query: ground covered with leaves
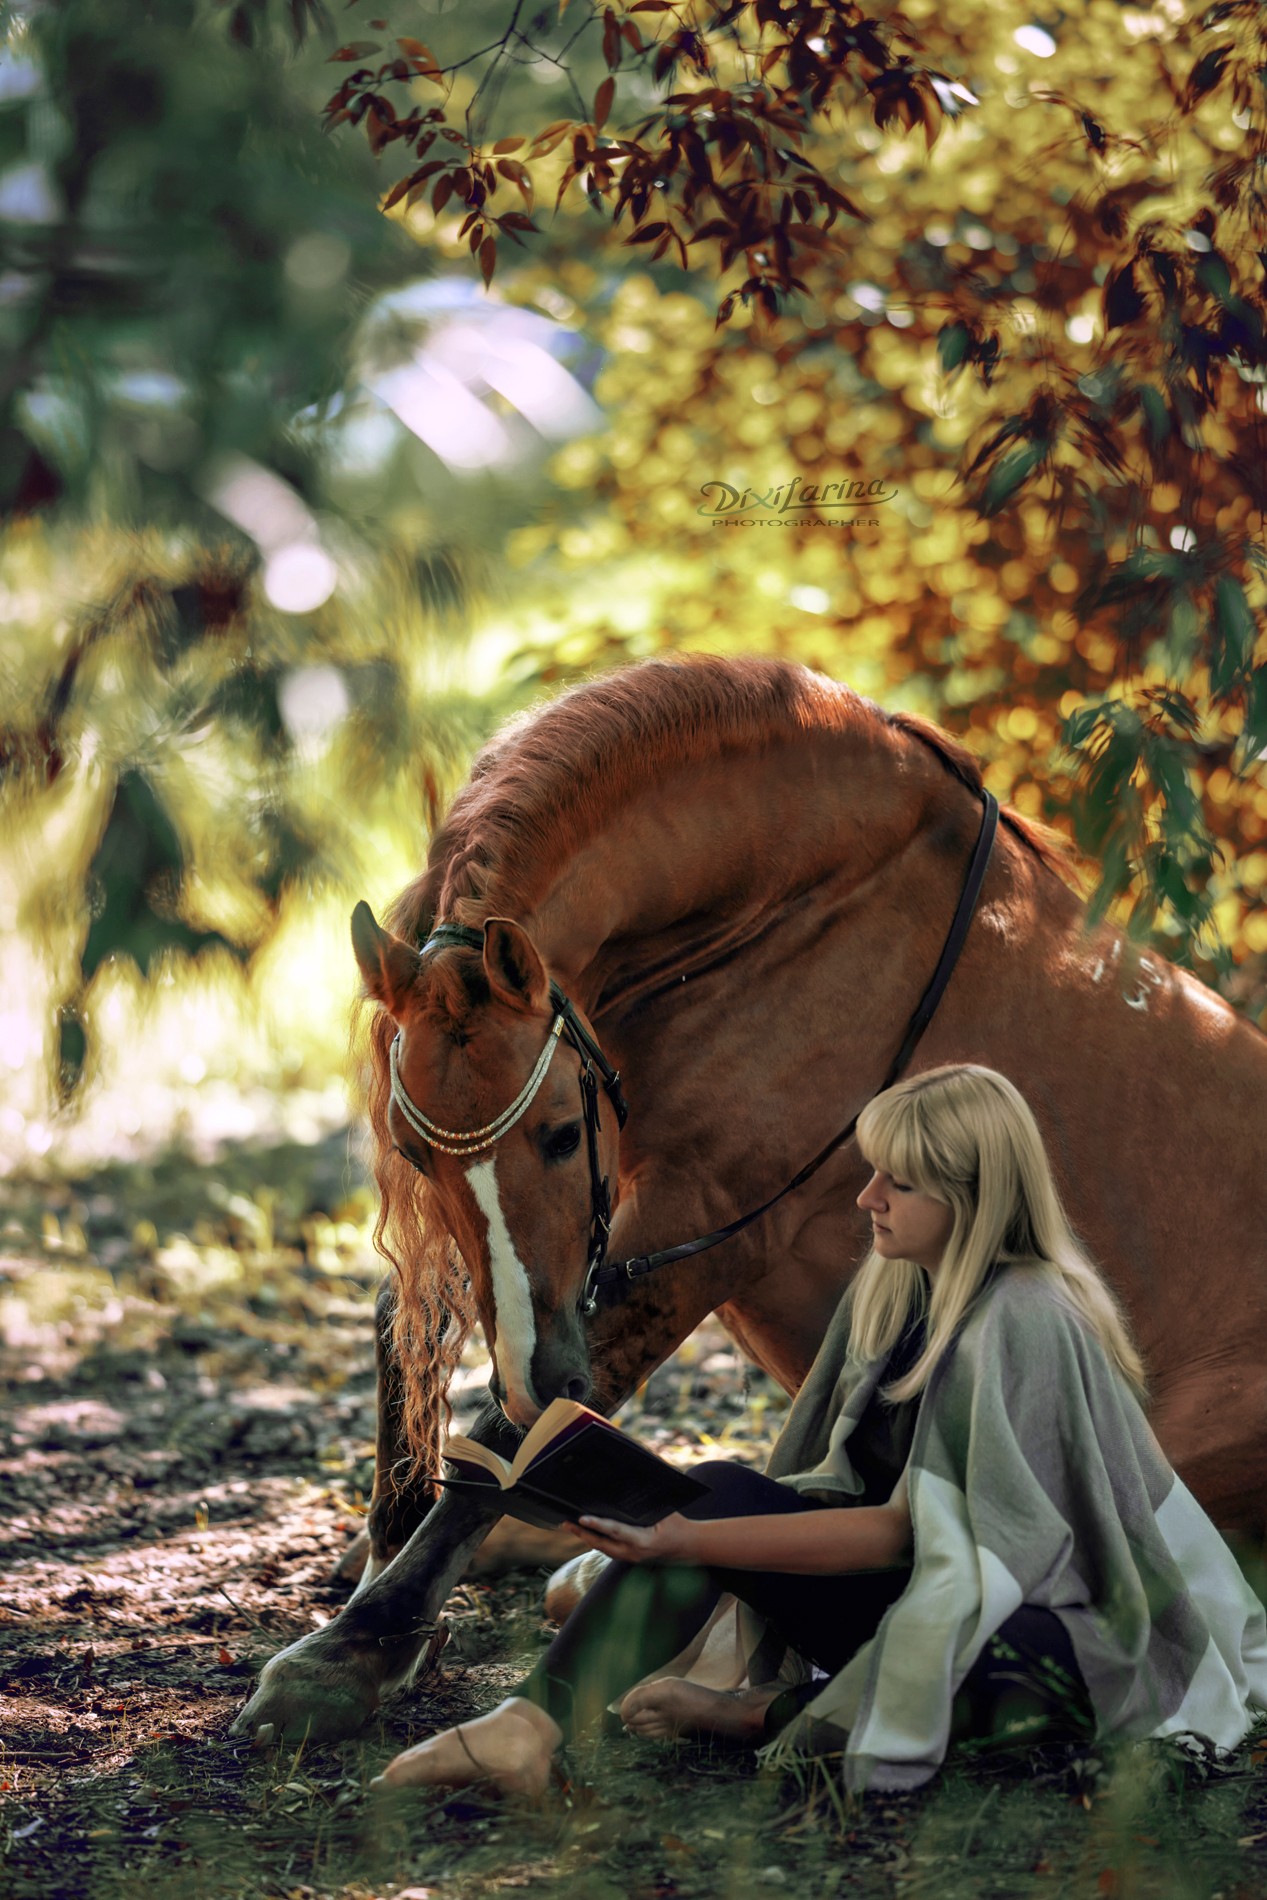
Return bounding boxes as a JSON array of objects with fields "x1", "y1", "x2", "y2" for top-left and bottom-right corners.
[{"x1": 3, "y1": 1131, "x2": 1267, "y2": 1900}]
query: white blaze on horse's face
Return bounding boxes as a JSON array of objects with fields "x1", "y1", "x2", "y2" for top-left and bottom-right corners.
[{"x1": 464, "y1": 1157, "x2": 540, "y2": 1426}]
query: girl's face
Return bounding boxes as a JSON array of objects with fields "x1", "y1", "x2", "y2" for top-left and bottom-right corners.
[{"x1": 857, "y1": 1162, "x2": 954, "y2": 1271}]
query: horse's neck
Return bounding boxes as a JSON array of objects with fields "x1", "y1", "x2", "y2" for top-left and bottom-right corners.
[
  {"x1": 513, "y1": 731, "x2": 1267, "y2": 1244},
  {"x1": 524, "y1": 726, "x2": 948, "y2": 1002},
  {"x1": 513, "y1": 730, "x2": 991, "y2": 1184}
]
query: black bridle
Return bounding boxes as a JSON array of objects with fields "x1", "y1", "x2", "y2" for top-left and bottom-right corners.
[{"x1": 404, "y1": 790, "x2": 999, "y2": 1321}]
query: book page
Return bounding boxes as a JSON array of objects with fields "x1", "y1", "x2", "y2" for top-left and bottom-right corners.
[{"x1": 442, "y1": 1435, "x2": 512, "y2": 1485}]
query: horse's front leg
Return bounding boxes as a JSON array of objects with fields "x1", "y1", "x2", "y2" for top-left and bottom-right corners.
[
  {"x1": 231, "y1": 1253, "x2": 734, "y2": 1742},
  {"x1": 231, "y1": 1398, "x2": 518, "y2": 1743},
  {"x1": 336, "y1": 1278, "x2": 439, "y2": 1599}
]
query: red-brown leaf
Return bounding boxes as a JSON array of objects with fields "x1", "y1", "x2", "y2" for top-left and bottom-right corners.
[
  {"x1": 595, "y1": 76, "x2": 616, "y2": 130},
  {"x1": 479, "y1": 236, "x2": 497, "y2": 288},
  {"x1": 384, "y1": 169, "x2": 420, "y2": 210},
  {"x1": 366, "y1": 104, "x2": 392, "y2": 156}
]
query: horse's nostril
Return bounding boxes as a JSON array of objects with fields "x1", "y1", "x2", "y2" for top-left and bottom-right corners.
[{"x1": 564, "y1": 1375, "x2": 590, "y2": 1405}]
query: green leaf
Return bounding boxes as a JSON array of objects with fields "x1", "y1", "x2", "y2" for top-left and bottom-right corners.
[
  {"x1": 1138, "y1": 385, "x2": 1170, "y2": 448},
  {"x1": 1143, "y1": 685, "x2": 1201, "y2": 734},
  {"x1": 1062, "y1": 704, "x2": 1105, "y2": 749},
  {"x1": 1195, "y1": 253, "x2": 1234, "y2": 304},
  {"x1": 937, "y1": 321, "x2": 971, "y2": 372},
  {"x1": 1211, "y1": 574, "x2": 1258, "y2": 694},
  {"x1": 1163, "y1": 588, "x2": 1204, "y2": 674},
  {"x1": 979, "y1": 439, "x2": 1046, "y2": 515},
  {"x1": 1080, "y1": 728, "x2": 1142, "y2": 855},
  {"x1": 1082, "y1": 546, "x2": 1180, "y2": 613},
  {"x1": 1149, "y1": 742, "x2": 1198, "y2": 828}
]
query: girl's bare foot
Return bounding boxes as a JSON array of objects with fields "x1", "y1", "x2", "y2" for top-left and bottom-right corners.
[
  {"x1": 372, "y1": 1696, "x2": 562, "y2": 1797},
  {"x1": 619, "y1": 1679, "x2": 783, "y2": 1744}
]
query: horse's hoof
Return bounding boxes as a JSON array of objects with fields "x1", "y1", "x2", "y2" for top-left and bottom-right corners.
[{"x1": 229, "y1": 1635, "x2": 382, "y2": 1743}]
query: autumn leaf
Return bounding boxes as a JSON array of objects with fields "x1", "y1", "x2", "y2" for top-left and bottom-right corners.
[{"x1": 1184, "y1": 44, "x2": 1232, "y2": 107}]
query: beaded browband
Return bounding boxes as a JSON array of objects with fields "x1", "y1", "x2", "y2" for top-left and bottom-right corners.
[{"x1": 389, "y1": 1013, "x2": 565, "y2": 1156}]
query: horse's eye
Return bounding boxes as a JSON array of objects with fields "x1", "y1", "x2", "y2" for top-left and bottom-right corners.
[
  {"x1": 543, "y1": 1122, "x2": 581, "y2": 1163},
  {"x1": 394, "y1": 1142, "x2": 430, "y2": 1175}
]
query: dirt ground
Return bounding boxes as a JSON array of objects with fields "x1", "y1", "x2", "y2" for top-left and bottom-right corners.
[{"x1": 3, "y1": 1131, "x2": 1267, "y2": 1900}]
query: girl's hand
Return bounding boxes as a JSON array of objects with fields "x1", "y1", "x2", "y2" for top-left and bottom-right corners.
[{"x1": 565, "y1": 1512, "x2": 697, "y2": 1565}]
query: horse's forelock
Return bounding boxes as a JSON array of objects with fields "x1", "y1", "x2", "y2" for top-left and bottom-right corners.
[{"x1": 413, "y1": 954, "x2": 490, "y2": 1040}]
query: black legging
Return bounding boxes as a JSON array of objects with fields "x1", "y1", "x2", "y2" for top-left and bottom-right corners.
[{"x1": 517, "y1": 1461, "x2": 1093, "y2": 1750}]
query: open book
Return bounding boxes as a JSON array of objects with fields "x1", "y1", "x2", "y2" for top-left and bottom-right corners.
[{"x1": 439, "y1": 1397, "x2": 710, "y2": 1531}]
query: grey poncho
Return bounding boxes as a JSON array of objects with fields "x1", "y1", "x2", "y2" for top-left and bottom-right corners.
[{"x1": 749, "y1": 1268, "x2": 1267, "y2": 1791}]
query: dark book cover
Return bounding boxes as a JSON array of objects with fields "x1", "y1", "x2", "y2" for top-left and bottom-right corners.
[{"x1": 439, "y1": 1416, "x2": 709, "y2": 1530}]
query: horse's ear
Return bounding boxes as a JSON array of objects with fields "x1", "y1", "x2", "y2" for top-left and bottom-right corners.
[
  {"x1": 351, "y1": 900, "x2": 422, "y2": 1018},
  {"x1": 482, "y1": 918, "x2": 549, "y2": 1014}
]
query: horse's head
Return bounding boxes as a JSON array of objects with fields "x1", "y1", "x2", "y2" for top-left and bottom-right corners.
[{"x1": 352, "y1": 902, "x2": 620, "y2": 1429}]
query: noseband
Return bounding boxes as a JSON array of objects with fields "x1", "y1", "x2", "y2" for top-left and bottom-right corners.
[
  {"x1": 388, "y1": 930, "x2": 629, "y2": 1300},
  {"x1": 388, "y1": 790, "x2": 999, "y2": 1321}
]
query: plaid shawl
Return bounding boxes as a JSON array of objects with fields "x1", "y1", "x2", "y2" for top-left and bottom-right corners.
[{"x1": 751, "y1": 1269, "x2": 1267, "y2": 1791}]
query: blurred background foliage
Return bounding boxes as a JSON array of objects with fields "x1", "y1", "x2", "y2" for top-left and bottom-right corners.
[{"x1": 3, "y1": 0, "x2": 1267, "y2": 1169}]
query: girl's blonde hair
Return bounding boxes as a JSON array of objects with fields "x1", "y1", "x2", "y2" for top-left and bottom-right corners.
[{"x1": 850, "y1": 1064, "x2": 1145, "y2": 1401}]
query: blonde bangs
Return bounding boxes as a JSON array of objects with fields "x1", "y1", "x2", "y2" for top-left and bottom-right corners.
[{"x1": 856, "y1": 1091, "x2": 944, "y2": 1202}]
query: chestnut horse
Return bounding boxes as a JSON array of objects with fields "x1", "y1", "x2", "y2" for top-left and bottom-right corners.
[{"x1": 234, "y1": 654, "x2": 1267, "y2": 1743}]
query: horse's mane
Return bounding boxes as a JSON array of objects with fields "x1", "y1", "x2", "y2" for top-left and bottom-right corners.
[
  {"x1": 362, "y1": 655, "x2": 1074, "y2": 1475},
  {"x1": 886, "y1": 705, "x2": 1071, "y2": 877},
  {"x1": 387, "y1": 654, "x2": 1070, "y2": 948}
]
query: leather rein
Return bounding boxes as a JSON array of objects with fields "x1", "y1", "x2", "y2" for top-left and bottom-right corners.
[{"x1": 390, "y1": 790, "x2": 999, "y2": 1321}]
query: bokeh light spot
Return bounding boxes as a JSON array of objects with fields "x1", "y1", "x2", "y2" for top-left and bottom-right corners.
[
  {"x1": 263, "y1": 545, "x2": 339, "y2": 615},
  {"x1": 1014, "y1": 24, "x2": 1057, "y2": 56}
]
